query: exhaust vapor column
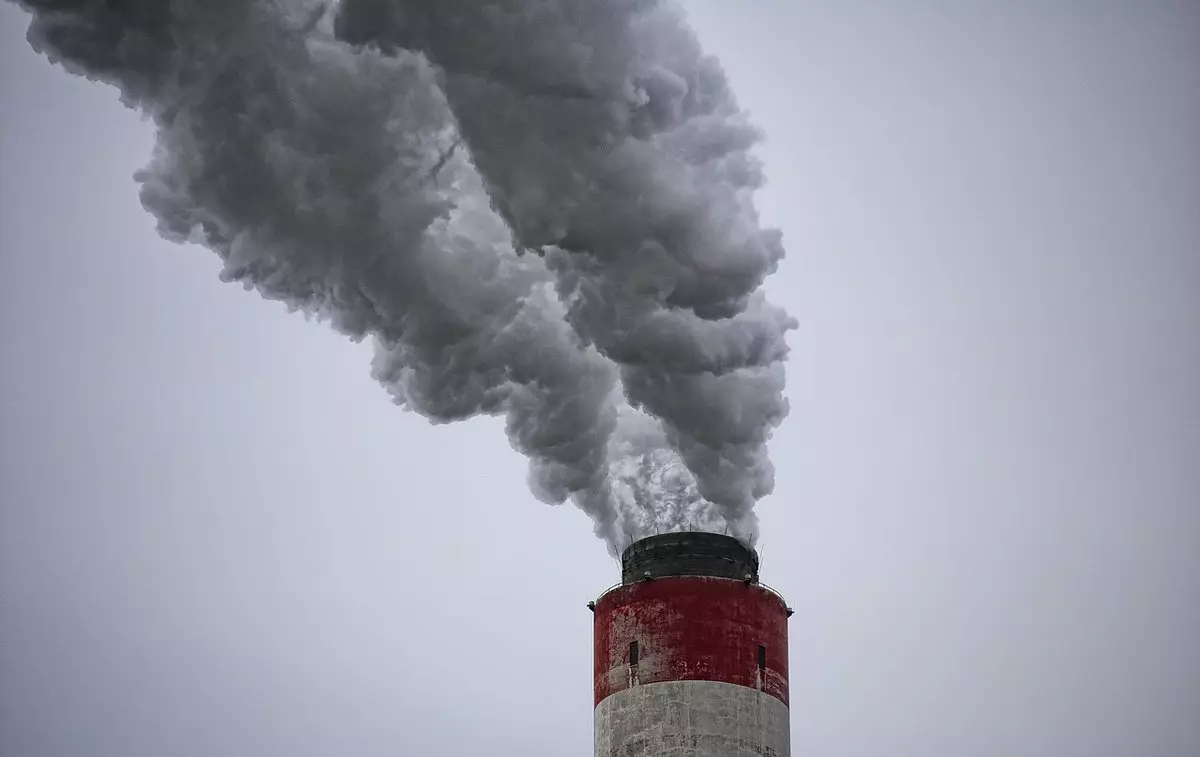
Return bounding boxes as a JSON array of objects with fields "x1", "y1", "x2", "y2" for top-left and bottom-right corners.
[{"x1": 592, "y1": 533, "x2": 791, "y2": 756}]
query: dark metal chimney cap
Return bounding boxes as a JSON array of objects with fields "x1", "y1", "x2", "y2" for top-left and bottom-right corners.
[{"x1": 620, "y1": 532, "x2": 759, "y2": 584}]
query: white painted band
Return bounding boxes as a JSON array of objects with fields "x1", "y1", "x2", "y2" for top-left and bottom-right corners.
[{"x1": 594, "y1": 679, "x2": 790, "y2": 757}]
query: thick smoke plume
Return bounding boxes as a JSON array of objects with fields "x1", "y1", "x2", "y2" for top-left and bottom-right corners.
[{"x1": 11, "y1": 0, "x2": 793, "y2": 553}]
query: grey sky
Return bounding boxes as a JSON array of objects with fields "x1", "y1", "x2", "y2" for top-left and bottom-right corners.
[{"x1": 2, "y1": 1, "x2": 1197, "y2": 755}]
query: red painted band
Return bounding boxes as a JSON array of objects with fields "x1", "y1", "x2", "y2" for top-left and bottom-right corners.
[{"x1": 593, "y1": 576, "x2": 789, "y2": 707}]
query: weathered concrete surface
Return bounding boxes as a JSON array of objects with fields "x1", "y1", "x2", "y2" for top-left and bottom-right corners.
[
  {"x1": 594, "y1": 577, "x2": 789, "y2": 706},
  {"x1": 621, "y1": 532, "x2": 759, "y2": 584},
  {"x1": 594, "y1": 680, "x2": 790, "y2": 757}
]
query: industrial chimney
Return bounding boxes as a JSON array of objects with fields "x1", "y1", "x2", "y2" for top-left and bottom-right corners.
[{"x1": 591, "y1": 532, "x2": 791, "y2": 756}]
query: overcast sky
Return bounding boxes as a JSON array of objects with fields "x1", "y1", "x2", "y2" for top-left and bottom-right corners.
[{"x1": 2, "y1": 1, "x2": 1198, "y2": 755}]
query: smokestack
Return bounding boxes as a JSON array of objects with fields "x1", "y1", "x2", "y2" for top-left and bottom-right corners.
[{"x1": 591, "y1": 532, "x2": 792, "y2": 755}]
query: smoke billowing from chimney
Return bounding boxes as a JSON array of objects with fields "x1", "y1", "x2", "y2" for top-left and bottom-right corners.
[{"x1": 11, "y1": 0, "x2": 794, "y2": 553}]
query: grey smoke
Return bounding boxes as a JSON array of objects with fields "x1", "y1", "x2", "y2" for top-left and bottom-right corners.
[
  {"x1": 335, "y1": 0, "x2": 797, "y2": 535},
  {"x1": 10, "y1": 0, "x2": 792, "y2": 551}
]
